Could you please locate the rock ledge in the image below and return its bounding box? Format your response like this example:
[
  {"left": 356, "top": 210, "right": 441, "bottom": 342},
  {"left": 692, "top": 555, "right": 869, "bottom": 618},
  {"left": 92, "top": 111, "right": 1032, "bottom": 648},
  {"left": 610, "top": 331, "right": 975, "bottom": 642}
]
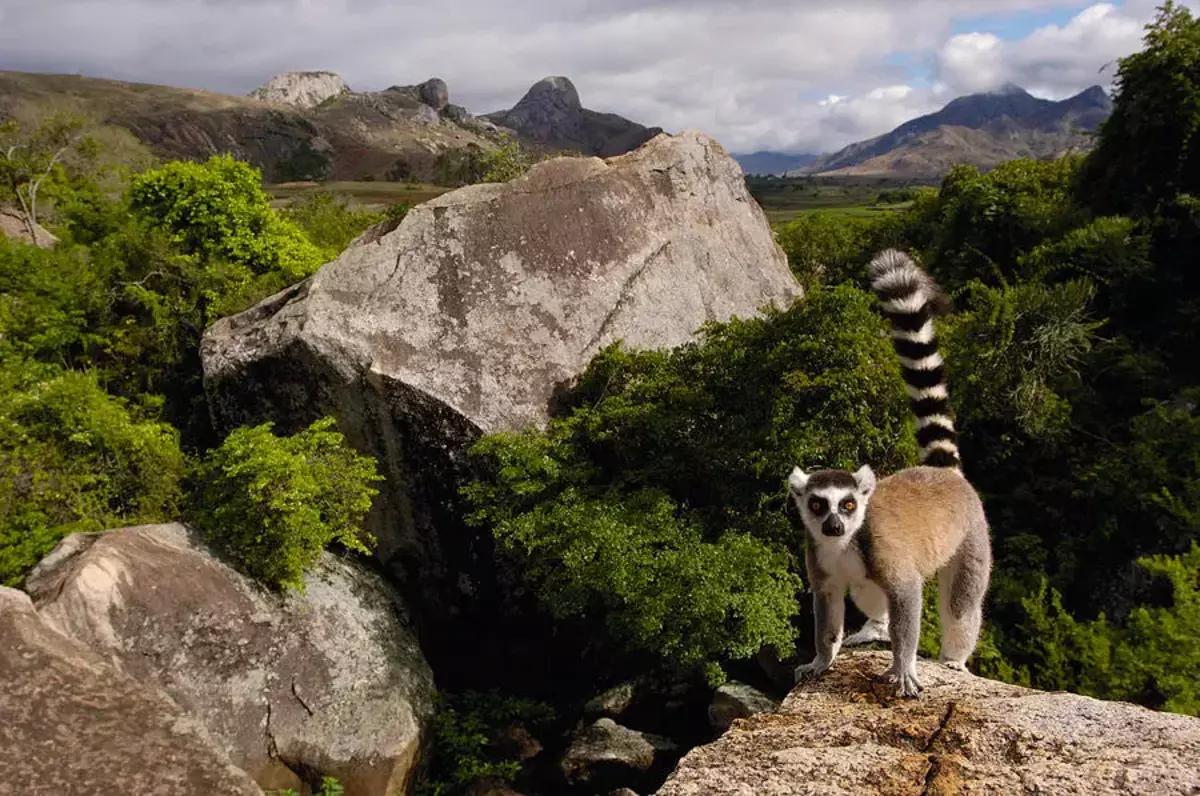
[{"left": 656, "top": 652, "right": 1200, "bottom": 796}]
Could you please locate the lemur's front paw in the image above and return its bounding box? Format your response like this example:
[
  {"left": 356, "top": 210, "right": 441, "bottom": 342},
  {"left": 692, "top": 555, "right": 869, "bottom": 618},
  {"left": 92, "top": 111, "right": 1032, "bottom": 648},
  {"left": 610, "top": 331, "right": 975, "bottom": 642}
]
[
  {"left": 940, "top": 659, "right": 969, "bottom": 672},
  {"left": 794, "top": 658, "right": 831, "bottom": 683},
  {"left": 883, "top": 667, "right": 923, "bottom": 698}
]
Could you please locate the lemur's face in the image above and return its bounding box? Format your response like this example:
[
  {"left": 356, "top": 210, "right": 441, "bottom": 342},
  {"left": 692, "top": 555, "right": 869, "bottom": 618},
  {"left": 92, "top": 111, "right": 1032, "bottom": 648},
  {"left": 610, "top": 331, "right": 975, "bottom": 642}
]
[{"left": 788, "top": 465, "right": 876, "bottom": 546}]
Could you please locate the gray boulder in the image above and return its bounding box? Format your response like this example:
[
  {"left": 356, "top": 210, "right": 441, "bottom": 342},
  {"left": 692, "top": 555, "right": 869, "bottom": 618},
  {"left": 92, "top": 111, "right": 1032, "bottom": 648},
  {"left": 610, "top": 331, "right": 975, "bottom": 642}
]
[
  {"left": 656, "top": 651, "right": 1200, "bottom": 795},
  {"left": 25, "top": 523, "right": 435, "bottom": 796},
  {"left": 560, "top": 718, "right": 678, "bottom": 790},
  {"left": 706, "top": 681, "right": 779, "bottom": 733},
  {"left": 200, "top": 130, "right": 800, "bottom": 627},
  {"left": 419, "top": 77, "right": 450, "bottom": 111},
  {"left": 0, "top": 586, "right": 263, "bottom": 795}
]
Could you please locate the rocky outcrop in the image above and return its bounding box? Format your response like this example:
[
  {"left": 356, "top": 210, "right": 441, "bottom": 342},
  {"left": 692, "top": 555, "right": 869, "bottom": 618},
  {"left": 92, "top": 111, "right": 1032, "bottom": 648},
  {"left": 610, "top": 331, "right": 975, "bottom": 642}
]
[
  {"left": 0, "top": 586, "right": 263, "bottom": 795},
  {"left": 200, "top": 130, "right": 800, "bottom": 632},
  {"left": 24, "top": 524, "right": 436, "bottom": 796},
  {"left": 419, "top": 78, "right": 450, "bottom": 111},
  {"left": 656, "top": 651, "right": 1200, "bottom": 795},
  {"left": 561, "top": 718, "right": 678, "bottom": 792},
  {"left": 250, "top": 70, "right": 351, "bottom": 109},
  {"left": 0, "top": 206, "right": 57, "bottom": 247},
  {"left": 485, "top": 76, "right": 663, "bottom": 157}
]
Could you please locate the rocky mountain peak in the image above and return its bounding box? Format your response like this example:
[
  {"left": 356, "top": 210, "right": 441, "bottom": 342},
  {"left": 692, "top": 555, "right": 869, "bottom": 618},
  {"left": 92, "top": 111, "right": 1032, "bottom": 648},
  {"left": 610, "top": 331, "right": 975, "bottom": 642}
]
[
  {"left": 249, "top": 70, "right": 350, "bottom": 109},
  {"left": 484, "top": 76, "right": 659, "bottom": 157},
  {"left": 520, "top": 76, "right": 583, "bottom": 111}
]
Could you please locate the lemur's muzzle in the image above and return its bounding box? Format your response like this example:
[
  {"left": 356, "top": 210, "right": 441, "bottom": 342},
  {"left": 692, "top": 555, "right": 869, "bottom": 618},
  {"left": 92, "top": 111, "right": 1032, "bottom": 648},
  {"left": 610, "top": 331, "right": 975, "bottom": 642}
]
[{"left": 822, "top": 515, "right": 845, "bottom": 537}]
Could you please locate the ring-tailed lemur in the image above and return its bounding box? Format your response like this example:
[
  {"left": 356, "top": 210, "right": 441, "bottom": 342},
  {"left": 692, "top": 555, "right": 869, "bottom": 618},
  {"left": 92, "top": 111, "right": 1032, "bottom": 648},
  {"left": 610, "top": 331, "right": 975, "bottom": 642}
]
[{"left": 786, "top": 249, "right": 992, "bottom": 698}]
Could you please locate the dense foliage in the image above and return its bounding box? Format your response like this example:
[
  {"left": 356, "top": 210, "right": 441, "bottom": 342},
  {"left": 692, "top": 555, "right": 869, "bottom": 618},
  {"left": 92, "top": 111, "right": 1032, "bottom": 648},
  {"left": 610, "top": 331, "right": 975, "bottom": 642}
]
[
  {"left": 189, "top": 417, "right": 382, "bottom": 592},
  {"left": 0, "top": 131, "right": 384, "bottom": 589},
  {"left": 0, "top": 359, "right": 184, "bottom": 585}
]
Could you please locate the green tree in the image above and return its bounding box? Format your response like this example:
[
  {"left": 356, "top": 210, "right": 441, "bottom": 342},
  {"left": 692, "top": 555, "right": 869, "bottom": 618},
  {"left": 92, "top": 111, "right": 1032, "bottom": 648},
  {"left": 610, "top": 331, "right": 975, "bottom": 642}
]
[
  {"left": 1080, "top": 2, "right": 1200, "bottom": 217},
  {"left": 189, "top": 417, "right": 382, "bottom": 592},
  {"left": 0, "top": 113, "right": 92, "bottom": 241},
  {"left": 128, "top": 154, "right": 323, "bottom": 285}
]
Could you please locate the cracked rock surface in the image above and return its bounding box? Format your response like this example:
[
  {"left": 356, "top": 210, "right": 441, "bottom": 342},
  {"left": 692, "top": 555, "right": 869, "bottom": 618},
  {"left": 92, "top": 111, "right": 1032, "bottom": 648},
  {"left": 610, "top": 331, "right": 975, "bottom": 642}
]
[
  {"left": 24, "top": 524, "right": 435, "bottom": 796},
  {"left": 199, "top": 129, "right": 800, "bottom": 625},
  {"left": 655, "top": 651, "right": 1200, "bottom": 796}
]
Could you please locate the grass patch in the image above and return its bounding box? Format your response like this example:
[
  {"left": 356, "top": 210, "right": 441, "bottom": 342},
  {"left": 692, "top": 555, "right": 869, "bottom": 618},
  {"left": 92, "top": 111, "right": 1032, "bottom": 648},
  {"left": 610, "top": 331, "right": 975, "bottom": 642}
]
[{"left": 267, "top": 180, "right": 453, "bottom": 211}]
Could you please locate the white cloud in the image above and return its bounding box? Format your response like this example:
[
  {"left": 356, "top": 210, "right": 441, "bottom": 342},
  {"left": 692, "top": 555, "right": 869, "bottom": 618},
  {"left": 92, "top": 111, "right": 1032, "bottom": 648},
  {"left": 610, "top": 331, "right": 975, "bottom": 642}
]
[
  {"left": 0, "top": 0, "right": 1183, "bottom": 154},
  {"left": 936, "top": 1, "right": 1192, "bottom": 99}
]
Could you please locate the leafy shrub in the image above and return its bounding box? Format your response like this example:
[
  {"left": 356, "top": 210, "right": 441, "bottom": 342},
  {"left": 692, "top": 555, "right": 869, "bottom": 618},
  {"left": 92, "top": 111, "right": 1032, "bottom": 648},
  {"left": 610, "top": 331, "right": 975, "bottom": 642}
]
[
  {"left": 1004, "top": 545, "right": 1200, "bottom": 716},
  {"left": 416, "top": 690, "right": 555, "bottom": 796},
  {"left": 282, "top": 191, "right": 383, "bottom": 261},
  {"left": 0, "top": 360, "right": 184, "bottom": 585},
  {"left": 189, "top": 417, "right": 382, "bottom": 592},
  {"left": 920, "top": 157, "right": 1087, "bottom": 289},
  {"left": 774, "top": 211, "right": 905, "bottom": 289},
  {"left": 128, "top": 154, "right": 323, "bottom": 284}
]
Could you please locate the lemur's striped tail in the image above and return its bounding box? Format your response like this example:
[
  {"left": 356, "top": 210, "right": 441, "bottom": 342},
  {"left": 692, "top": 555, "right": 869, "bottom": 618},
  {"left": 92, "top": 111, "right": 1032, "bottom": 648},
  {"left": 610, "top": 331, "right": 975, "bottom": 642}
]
[{"left": 868, "top": 249, "right": 961, "bottom": 470}]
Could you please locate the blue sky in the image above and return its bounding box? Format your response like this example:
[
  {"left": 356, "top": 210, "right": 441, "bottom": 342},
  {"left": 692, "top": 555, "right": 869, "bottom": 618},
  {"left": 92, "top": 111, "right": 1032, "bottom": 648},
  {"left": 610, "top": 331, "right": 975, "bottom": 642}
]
[{"left": 0, "top": 0, "right": 1185, "bottom": 153}]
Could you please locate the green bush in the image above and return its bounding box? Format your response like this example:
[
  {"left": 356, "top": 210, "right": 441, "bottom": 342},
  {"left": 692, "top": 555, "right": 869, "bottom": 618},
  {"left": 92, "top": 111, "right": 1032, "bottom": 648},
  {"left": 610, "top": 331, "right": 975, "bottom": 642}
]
[
  {"left": 281, "top": 191, "right": 383, "bottom": 261},
  {"left": 0, "top": 360, "right": 184, "bottom": 585},
  {"left": 128, "top": 154, "right": 323, "bottom": 284},
  {"left": 190, "top": 417, "right": 382, "bottom": 592},
  {"left": 774, "top": 211, "right": 904, "bottom": 289}
]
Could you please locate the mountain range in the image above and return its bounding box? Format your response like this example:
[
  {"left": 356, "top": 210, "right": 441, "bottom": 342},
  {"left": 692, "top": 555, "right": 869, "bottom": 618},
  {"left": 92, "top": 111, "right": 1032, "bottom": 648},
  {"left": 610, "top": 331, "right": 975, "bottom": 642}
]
[
  {"left": 0, "top": 70, "right": 657, "bottom": 183},
  {"left": 734, "top": 83, "right": 1112, "bottom": 178},
  {"left": 0, "top": 67, "right": 1112, "bottom": 184}
]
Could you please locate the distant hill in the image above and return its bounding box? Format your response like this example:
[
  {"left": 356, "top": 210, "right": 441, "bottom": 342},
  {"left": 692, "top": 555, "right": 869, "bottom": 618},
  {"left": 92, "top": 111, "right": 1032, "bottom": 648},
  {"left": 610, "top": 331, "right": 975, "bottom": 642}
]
[
  {"left": 732, "top": 151, "right": 820, "bottom": 176},
  {"left": 805, "top": 83, "right": 1112, "bottom": 178},
  {"left": 483, "top": 77, "right": 663, "bottom": 158},
  {"left": 0, "top": 70, "right": 663, "bottom": 183}
]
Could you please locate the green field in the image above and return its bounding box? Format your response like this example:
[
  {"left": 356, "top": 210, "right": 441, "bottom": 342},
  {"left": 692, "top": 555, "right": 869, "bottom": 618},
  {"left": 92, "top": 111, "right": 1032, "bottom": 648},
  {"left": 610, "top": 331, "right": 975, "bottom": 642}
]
[
  {"left": 746, "top": 174, "right": 934, "bottom": 225},
  {"left": 264, "top": 174, "right": 931, "bottom": 226},
  {"left": 266, "top": 180, "right": 453, "bottom": 211}
]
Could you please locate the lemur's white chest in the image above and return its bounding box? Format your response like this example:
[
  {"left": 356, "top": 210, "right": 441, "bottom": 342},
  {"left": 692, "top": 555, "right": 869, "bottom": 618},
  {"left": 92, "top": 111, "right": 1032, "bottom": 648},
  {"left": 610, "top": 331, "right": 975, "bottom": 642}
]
[{"left": 814, "top": 539, "right": 870, "bottom": 589}]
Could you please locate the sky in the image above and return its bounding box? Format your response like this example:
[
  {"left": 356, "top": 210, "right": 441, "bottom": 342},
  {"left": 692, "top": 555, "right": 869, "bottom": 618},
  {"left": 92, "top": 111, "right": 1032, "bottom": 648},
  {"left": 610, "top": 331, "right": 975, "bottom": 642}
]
[{"left": 0, "top": 0, "right": 1190, "bottom": 154}]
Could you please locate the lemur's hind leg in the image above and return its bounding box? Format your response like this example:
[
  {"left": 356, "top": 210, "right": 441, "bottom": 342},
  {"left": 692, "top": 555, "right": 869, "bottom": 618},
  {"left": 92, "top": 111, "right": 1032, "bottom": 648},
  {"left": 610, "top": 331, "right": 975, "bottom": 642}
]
[
  {"left": 938, "top": 528, "right": 991, "bottom": 671},
  {"left": 845, "top": 581, "right": 890, "bottom": 646}
]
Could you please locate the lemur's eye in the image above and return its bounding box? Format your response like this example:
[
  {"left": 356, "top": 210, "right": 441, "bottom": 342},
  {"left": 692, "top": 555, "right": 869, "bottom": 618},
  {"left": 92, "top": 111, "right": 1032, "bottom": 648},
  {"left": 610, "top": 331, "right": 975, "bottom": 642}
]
[
  {"left": 842, "top": 499, "right": 857, "bottom": 513},
  {"left": 809, "top": 499, "right": 824, "bottom": 515}
]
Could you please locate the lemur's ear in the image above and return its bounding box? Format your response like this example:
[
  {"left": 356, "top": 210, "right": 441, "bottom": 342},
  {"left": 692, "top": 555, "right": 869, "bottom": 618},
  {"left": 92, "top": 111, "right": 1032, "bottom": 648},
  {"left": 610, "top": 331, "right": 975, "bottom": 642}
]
[
  {"left": 787, "top": 467, "right": 809, "bottom": 495},
  {"left": 853, "top": 464, "right": 877, "bottom": 496}
]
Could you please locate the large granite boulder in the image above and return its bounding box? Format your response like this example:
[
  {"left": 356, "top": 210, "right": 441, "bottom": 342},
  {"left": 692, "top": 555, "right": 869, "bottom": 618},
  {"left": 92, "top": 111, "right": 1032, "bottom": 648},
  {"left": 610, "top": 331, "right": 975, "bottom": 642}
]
[
  {"left": 200, "top": 130, "right": 800, "bottom": 631},
  {"left": 25, "top": 524, "right": 436, "bottom": 796},
  {"left": 655, "top": 651, "right": 1200, "bottom": 795},
  {"left": 250, "top": 70, "right": 350, "bottom": 109},
  {"left": 0, "top": 586, "right": 262, "bottom": 795}
]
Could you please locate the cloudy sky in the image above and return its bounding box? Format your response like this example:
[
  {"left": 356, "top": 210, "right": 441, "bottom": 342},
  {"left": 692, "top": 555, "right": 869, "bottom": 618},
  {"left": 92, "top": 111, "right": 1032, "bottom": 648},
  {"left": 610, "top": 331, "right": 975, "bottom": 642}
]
[{"left": 0, "top": 0, "right": 1188, "bottom": 154}]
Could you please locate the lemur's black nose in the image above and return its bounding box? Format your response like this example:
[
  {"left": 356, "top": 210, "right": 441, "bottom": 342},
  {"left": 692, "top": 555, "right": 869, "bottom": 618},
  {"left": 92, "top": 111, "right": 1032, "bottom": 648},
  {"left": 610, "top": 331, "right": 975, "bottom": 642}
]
[{"left": 822, "top": 515, "right": 845, "bottom": 537}]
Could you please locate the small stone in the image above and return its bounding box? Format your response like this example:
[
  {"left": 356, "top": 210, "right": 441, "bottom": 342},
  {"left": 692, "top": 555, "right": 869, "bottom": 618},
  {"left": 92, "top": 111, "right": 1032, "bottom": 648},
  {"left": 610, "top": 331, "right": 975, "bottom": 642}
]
[
  {"left": 707, "top": 681, "right": 779, "bottom": 732},
  {"left": 585, "top": 681, "right": 639, "bottom": 717}
]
